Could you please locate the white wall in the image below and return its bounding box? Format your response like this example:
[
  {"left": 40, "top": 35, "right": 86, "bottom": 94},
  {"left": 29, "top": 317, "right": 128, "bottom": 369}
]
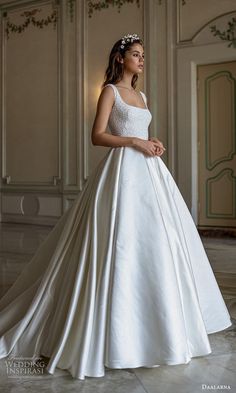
[{"left": 0, "top": 0, "right": 235, "bottom": 224}]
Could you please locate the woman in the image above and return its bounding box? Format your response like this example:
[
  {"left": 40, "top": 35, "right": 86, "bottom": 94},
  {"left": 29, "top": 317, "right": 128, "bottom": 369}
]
[{"left": 0, "top": 34, "right": 232, "bottom": 381}]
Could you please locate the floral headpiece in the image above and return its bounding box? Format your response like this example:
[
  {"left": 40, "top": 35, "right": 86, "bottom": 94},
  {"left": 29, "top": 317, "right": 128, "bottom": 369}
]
[{"left": 120, "top": 33, "right": 140, "bottom": 49}]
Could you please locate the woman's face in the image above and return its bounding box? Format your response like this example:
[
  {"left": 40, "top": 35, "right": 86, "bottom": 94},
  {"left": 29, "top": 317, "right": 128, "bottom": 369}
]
[{"left": 122, "top": 43, "right": 144, "bottom": 74}]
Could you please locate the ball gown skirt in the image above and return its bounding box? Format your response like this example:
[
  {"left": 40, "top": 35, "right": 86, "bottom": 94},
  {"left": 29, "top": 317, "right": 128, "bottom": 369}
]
[{"left": 0, "top": 83, "right": 232, "bottom": 380}]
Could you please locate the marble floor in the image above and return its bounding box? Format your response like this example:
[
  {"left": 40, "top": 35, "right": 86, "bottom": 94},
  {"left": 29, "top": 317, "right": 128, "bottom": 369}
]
[{"left": 0, "top": 222, "right": 235, "bottom": 393}]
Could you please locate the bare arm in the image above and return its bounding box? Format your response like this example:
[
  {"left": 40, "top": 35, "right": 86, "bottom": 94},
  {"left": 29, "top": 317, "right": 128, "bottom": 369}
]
[{"left": 91, "top": 85, "right": 164, "bottom": 156}]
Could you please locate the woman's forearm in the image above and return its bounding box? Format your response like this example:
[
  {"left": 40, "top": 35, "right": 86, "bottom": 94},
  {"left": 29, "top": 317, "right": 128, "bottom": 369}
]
[{"left": 91, "top": 132, "right": 138, "bottom": 148}]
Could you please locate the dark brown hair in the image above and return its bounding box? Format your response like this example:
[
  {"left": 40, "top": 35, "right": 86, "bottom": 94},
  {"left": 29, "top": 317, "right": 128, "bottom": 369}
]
[{"left": 102, "top": 36, "right": 144, "bottom": 90}]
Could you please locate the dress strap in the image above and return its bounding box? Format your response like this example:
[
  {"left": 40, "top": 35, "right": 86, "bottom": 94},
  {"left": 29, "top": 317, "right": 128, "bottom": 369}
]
[
  {"left": 103, "top": 83, "right": 117, "bottom": 99},
  {"left": 140, "top": 91, "right": 147, "bottom": 108}
]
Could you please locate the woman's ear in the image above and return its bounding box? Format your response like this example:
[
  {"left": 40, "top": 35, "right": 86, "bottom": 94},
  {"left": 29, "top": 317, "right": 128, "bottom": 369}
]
[{"left": 117, "top": 55, "right": 124, "bottom": 65}]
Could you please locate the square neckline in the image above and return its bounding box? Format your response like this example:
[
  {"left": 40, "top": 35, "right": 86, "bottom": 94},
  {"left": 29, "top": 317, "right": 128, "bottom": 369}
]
[{"left": 112, "top": 84, "right": 148, "bottom": 111}]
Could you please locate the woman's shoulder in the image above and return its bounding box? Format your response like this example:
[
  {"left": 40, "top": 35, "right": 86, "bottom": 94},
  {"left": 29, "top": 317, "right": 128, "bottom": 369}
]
[
  {"left": 102, "top": 83, "right": 117, "bottom": 97},
  {"left": 98, "top": 84, "right": 116, "bottom": 109}
]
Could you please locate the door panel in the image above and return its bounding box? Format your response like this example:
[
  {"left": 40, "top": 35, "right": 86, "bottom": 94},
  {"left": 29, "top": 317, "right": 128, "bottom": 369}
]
[{"left": 197, "top": 61, "right": 236, "bottom": 227}]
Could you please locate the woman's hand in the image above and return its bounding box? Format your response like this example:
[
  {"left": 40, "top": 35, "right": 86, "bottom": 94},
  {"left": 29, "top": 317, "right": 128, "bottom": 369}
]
[
  {"left": 133, "top": 138, "right": 165, "bottom": 157},
  {"left": 149, "top": 137, "right": 166, "bottom": 156}
]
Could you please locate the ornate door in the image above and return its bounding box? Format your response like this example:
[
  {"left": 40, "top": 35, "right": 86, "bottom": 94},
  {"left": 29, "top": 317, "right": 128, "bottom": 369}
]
[{"left": 197, "top": 61, "right": 236, "bottom": 228}]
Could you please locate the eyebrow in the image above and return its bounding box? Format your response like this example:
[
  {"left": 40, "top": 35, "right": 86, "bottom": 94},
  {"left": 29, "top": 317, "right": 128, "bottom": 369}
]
[{"left": 131, "top": 50, "right": 144, "bottom": 55}]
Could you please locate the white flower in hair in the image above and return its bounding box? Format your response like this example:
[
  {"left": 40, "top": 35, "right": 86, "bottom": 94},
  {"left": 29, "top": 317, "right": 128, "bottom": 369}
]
[{"left": 120, "top": 33, "right": 140, "bottom": 49}]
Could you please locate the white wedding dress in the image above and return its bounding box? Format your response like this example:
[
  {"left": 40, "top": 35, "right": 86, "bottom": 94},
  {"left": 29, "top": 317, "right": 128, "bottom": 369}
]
[{"left": 0, "top": 83, "right": 232, "bottom": 380}]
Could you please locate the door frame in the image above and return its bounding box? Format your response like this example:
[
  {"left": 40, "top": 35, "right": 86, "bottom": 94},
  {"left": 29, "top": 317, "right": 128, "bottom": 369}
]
[{"left": 176, "top": 42, "right": 236, "bottom": 225}]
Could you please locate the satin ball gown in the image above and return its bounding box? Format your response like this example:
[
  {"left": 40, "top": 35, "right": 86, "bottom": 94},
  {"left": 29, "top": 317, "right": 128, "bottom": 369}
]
[{"left": 0, "top": 83, "right": 232, "bottom": 380}]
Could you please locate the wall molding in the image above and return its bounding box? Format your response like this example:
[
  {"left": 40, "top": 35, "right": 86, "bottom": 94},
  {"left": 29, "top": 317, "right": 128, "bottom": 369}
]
[
  {"left": 177, "top": 1, "right": 236, "bottom": 45},
  {"left": 144, "top": 0, "right": 177, "bottom": 175},
  {"left": 61, "top": 0, "right": 88, "bottom": 211},
  {"left": 0, "top": 0, "right": 61, "bottom": 191},
  {"left": 76, "top": 0, "right": 88, "bottom": 187},
  {"left": 0, "top": 0, "right": 64, "bottom": 224}
]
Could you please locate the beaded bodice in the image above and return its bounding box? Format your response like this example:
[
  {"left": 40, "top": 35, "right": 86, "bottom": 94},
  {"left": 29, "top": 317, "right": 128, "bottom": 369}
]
[{"left": 106, "top": 84, "right": 152, "bottom": 140}]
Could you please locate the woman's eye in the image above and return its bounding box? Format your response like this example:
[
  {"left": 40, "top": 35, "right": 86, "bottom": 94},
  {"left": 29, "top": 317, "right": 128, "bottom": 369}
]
[{"left": 133, "top": 54, "right": 144, "bottom": 58}]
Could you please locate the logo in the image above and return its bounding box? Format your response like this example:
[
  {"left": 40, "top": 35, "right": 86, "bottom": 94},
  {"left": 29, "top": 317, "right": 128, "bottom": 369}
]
[
  {"left": 5, "top": 357, "right": 47, "bottom": 378},
  {"left": 202, "top": 384, "right": 231, "bottom": 390}
]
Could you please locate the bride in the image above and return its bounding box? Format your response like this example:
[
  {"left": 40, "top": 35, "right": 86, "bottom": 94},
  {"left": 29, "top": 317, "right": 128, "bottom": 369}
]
[{"left": 0, "top": 33, "right": 232, "bottom": 381}]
